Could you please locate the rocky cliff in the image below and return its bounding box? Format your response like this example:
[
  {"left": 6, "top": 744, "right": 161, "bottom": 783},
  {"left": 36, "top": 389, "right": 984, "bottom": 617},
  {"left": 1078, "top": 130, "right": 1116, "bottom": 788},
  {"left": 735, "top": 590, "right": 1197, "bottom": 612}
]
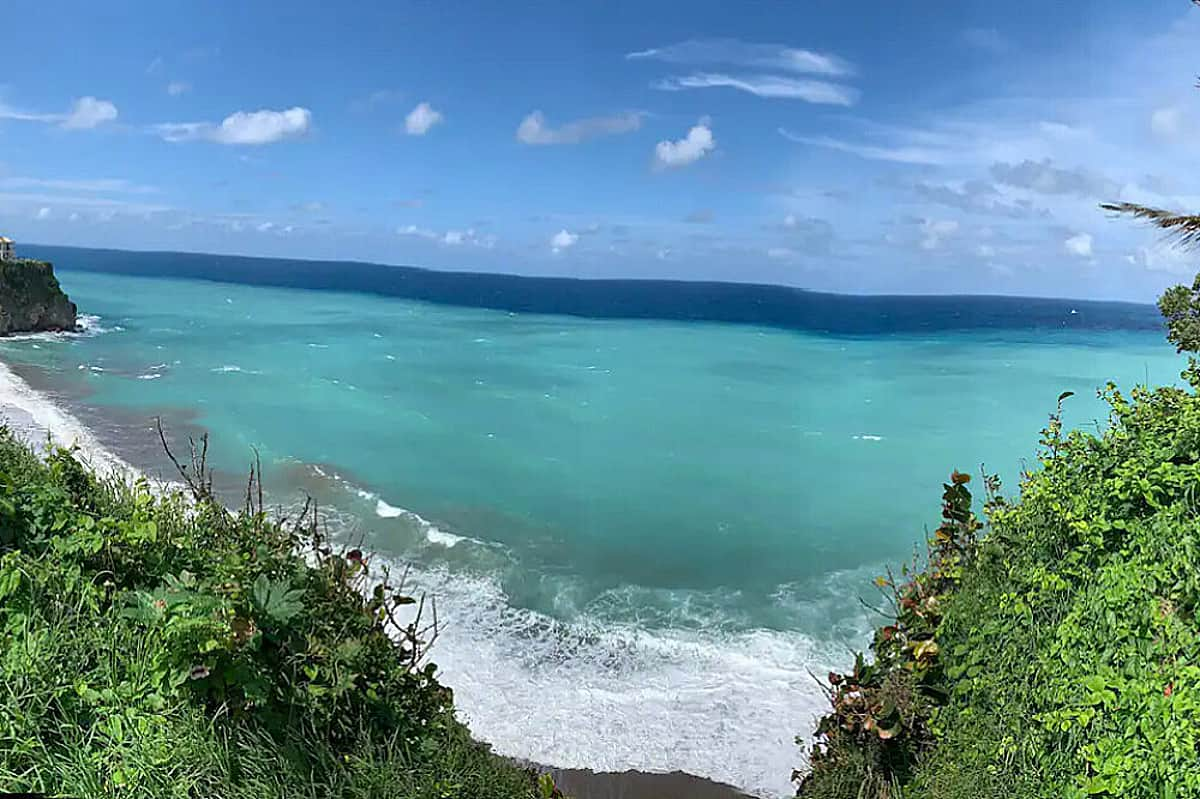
[{"left": 0, "top": 259, "right": 78, "bottom": 335}]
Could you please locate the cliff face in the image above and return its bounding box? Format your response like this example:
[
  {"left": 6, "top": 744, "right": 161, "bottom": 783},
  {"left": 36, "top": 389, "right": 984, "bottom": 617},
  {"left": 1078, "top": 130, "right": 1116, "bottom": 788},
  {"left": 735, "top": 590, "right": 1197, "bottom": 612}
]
[{"left": 0, "top": 259, "right": 78, "bottom": 335}]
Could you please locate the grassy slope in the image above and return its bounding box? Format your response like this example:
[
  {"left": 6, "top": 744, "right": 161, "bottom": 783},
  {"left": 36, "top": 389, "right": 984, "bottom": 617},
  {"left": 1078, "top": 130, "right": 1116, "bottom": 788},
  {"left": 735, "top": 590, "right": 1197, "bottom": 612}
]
[
  {"left": 0, "top": 430, "right": 549, "bottom": 799},
  {"left": 798, "top": 376, "right": 1200, "bottom": 798}
]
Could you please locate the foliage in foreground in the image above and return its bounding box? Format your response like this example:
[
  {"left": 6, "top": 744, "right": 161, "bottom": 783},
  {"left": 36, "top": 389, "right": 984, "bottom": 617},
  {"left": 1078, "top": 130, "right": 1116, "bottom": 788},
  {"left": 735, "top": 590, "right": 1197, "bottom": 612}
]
[
  {"left": 0, "top": 430, "right": 546, "bottom": 798},
  {"left": 797, "top": 369, "right": 1200, "bottom": 797}
]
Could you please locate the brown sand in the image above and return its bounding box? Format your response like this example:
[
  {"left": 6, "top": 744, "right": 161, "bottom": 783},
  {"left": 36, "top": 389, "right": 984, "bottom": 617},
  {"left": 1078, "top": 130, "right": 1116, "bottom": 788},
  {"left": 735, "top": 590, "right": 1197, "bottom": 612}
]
[{"left": 541, "top": 765, "right": 758, "bottom": 799}]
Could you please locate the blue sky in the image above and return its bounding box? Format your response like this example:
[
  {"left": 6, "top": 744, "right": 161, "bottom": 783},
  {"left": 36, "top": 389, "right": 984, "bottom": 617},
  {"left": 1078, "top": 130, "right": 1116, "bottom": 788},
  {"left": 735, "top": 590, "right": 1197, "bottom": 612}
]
[{"left": 1, "top": 1, "right": 1198, "bottom": 300}]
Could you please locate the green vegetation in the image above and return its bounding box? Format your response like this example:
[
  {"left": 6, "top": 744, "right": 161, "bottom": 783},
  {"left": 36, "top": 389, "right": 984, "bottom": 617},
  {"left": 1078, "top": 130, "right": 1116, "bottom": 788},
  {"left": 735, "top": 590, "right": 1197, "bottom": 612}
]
[
  {"left": 0, "top": 429, "right": 552, "bottom": 798},
  {"left": 798, "top": 269, "right": 1200, "bottom": 794},
  {"left": 797, "top": 332, "right": 1200, "bottom": 798}
]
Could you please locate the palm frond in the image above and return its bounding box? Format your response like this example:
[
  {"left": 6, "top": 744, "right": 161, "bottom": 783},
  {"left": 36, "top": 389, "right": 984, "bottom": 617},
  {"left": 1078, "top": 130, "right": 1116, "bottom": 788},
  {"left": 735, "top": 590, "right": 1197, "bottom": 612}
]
[{"left": 1100, "top": 202, "right": 1200, "bottom": 249}]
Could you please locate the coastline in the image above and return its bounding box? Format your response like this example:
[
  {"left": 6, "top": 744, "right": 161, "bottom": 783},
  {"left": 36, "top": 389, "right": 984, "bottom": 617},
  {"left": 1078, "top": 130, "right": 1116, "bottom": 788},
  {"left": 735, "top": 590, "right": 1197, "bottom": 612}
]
[{"left": 0, "top": 353, "right": 778, "bottom": 799}]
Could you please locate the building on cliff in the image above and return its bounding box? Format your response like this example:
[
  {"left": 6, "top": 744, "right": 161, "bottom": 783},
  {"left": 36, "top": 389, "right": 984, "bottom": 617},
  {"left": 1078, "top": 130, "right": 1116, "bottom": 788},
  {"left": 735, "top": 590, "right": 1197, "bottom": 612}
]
[{"left": 0, "top": 237, "right": 13, "bottom": 261}]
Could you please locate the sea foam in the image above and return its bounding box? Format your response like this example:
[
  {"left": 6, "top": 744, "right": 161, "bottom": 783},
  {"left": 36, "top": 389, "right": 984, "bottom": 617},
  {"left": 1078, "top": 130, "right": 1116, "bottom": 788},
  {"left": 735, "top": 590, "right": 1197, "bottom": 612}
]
[{"left": 389, "top": 561, "right": 836, "bottom": 797}]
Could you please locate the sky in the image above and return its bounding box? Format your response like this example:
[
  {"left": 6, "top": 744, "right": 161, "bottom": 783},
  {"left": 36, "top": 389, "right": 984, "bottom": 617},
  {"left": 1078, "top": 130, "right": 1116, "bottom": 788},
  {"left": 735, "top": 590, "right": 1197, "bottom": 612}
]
[{"left": 1, "top": 1, "right": 1199, "bottom": 300}]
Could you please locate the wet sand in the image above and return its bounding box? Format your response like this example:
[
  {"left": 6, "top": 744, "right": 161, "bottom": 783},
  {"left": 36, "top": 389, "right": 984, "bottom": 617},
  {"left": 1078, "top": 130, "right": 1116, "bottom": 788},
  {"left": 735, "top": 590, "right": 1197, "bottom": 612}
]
[{"left": 545, "top": 765, "right": 758, "bottom": 799}]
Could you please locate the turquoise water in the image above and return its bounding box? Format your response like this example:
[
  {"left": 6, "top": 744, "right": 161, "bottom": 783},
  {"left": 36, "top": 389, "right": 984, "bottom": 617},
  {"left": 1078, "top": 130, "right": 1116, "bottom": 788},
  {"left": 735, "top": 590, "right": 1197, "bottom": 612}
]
[{"left": 0, "top": 266, "right": 1182, "bottom": 796}]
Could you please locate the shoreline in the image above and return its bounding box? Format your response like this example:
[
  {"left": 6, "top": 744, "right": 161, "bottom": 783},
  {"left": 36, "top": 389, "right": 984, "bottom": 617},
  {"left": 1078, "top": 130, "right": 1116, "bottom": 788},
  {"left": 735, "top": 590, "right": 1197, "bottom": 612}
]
[{"left": 0, "top": 354, "right": 782, "bottom": 799}]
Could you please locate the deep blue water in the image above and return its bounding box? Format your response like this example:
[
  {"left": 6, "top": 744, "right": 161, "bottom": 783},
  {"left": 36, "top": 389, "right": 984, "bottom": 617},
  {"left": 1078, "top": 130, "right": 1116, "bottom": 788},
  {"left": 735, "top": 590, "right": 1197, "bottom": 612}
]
[{"left": 26, "top": 243, "right": 1163, "bottom": 335}]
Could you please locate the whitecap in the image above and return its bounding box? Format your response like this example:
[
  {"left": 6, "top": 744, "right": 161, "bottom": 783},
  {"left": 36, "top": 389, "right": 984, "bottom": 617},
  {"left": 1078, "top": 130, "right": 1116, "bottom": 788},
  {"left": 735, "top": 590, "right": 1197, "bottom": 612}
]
[
  {"left": 853, "top": 434, "right": 884, "bottom": 441},
  {"left": 382, "top": 561, "right": 840, "bottom": 798},
  {"left": 136, "top": 373, "right": 162, "bottom": 380},
  {"left": 375, "top": 499, "right": 405, "bottom": 518},
  {"left": 425, "top": 526, "right": 465, "bottom": 548}
]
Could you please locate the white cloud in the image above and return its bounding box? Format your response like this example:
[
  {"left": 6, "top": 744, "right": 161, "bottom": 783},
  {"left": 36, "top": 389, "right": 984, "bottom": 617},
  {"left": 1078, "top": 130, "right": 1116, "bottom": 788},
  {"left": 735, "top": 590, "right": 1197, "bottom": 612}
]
[
  {"left": 256, "top": 222, "right": 275, "bottom": 232},
  {"left": 215, "top": 107, "right": 310, "bottom": 144},
  {"left": 0, "top": 97, "right": 119, "bottom": 129},
  {"left": 626, "top": 39, "right": 853, "bottom": 76},
  {"left": 990, "top": 159, "right": 1117, "bottom": 197},
  {"left": 405, "top": 102, "right": 443, "bottom": 136},
  {"left": 1129, "top": 243, "right": 1196, "bottom": 275},
  {"left": 398, "top": 224, "right": 494, "bottom": 248},
  {"left": 516, "top": 110, "right": 642, "bottom": 144},
  {"left": 654, "top": 122, "right": 715, "bottom": 169},
  {"left": 779, "top": 129, "right": 948, "bottom": 165},
  {"left": 550, "top": 229, "right": 579, "bottom": 253},
  {"left": 1151, "top": 106, "right": 1183, "bottom": 138},
  {"left": 1039, "top": 121, "right": 1089, "bottom": 140},
  {"left": 155, "top": 122, "right": 209, "bottom": 142},
  {"left": 920, "top": 219, "right": 959, "bottom": 250},
  {"left": 156, "top": 107, "right": 312, "bottom": 145},
  {"left": 166, "top": 81, "right": 191, "bottom": 97},
  {"left": 61, "top": 96, "right": 119, "bottom": 129},
  {"left": 0, "top": 191, "right": 171, "bottom": 219},
  {"left": 653, "top": 73, "right": 857, "bottom": 105},
  {"left": 0, "top": 177, "right": 157, "bottom": 194},
  {"left": 35, "top": 207, "right": 51, "bottom": 220},
  {"left": 976, "top": 244, "right": 997, "bottom": 258},
  {"left": 1064, "top": 232, "right": 1093, "bottom": 258},
  {"left": 397, "top": 224, "right": 438, "bottom": 240},
  {"left": 0, "top": 102, "right": 55, "bottom": 123},
  {"left": 767, "top": 247, "right": 797, "bottom": 260}
]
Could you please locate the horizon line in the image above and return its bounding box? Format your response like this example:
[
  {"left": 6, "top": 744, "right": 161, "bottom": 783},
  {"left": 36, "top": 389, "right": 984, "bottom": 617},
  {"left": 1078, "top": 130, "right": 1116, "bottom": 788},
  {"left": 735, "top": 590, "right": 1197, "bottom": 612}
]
[{"left": 23, "top": 240, "right": 1158, "bottom": 309}]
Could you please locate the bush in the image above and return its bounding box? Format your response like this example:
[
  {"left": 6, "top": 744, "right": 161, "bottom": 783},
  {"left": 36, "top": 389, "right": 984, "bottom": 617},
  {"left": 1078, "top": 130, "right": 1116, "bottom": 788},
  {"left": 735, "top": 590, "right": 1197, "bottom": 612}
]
[
  {"left": 797, "top": 375, "right": 1200, "bottom": 798},
  {"left": 0, "top": 428, "right": 548, "bottom": 799}
]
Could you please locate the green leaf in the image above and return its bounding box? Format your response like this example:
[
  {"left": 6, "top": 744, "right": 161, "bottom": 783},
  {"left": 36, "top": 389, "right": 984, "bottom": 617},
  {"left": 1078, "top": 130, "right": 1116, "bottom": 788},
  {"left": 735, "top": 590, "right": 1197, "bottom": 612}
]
[{"left": 252, "top": 574, "right": 305, "bottom": 623}]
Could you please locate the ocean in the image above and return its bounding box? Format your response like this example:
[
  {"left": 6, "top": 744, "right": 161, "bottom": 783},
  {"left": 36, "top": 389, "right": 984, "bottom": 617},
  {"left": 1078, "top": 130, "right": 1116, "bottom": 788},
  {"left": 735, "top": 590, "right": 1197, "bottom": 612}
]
[{"left": 0, "top": 245, "right": 1182, "bottom": 797}]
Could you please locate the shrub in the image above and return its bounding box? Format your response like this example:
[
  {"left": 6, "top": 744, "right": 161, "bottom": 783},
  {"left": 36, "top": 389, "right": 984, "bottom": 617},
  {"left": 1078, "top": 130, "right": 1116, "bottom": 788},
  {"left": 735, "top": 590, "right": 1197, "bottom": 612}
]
[
  {"left": 796, "top": 375, "right": 1200, "bottom": 798},
  {"left": 0, "top": 428, "right": 546, "bottom": 799}
]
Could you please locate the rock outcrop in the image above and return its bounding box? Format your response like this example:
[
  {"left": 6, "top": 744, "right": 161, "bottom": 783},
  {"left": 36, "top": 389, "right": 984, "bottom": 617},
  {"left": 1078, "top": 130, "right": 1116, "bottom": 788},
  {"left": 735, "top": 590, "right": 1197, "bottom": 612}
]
[{"left": 0, "top": 259, "right": 78, "bottom": 335}]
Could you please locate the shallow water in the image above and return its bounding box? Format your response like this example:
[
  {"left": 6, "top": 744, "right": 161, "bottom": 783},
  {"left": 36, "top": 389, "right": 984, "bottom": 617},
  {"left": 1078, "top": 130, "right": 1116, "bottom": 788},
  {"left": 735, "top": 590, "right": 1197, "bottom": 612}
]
[{"left": 0, "top": 250, "right": 1181, "bottom": 796}]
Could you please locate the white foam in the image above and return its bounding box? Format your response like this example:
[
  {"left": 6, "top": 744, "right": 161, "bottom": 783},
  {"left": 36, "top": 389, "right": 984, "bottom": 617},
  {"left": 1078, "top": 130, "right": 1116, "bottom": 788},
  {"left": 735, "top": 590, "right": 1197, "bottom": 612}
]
[
  {"left": 0, "top": 313, "right": 112, "bottom": 343},
  {"left": 396, "top": 563, "right": 836, "bottom": 797},
  {"left": 853, "top": 434, "right": 884, "bottom": 441},
  {"left": 137, "top": 373, "right": 162, "bottom": 380},
  {"left": 424, "top": 526, "right": 465, "bottom": 548},
  {"left": 0, "top": 360, "right": 138, "bottom": 481},
  {"left": 375, "top": 498, "right": 405, "bottom": 518}
]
